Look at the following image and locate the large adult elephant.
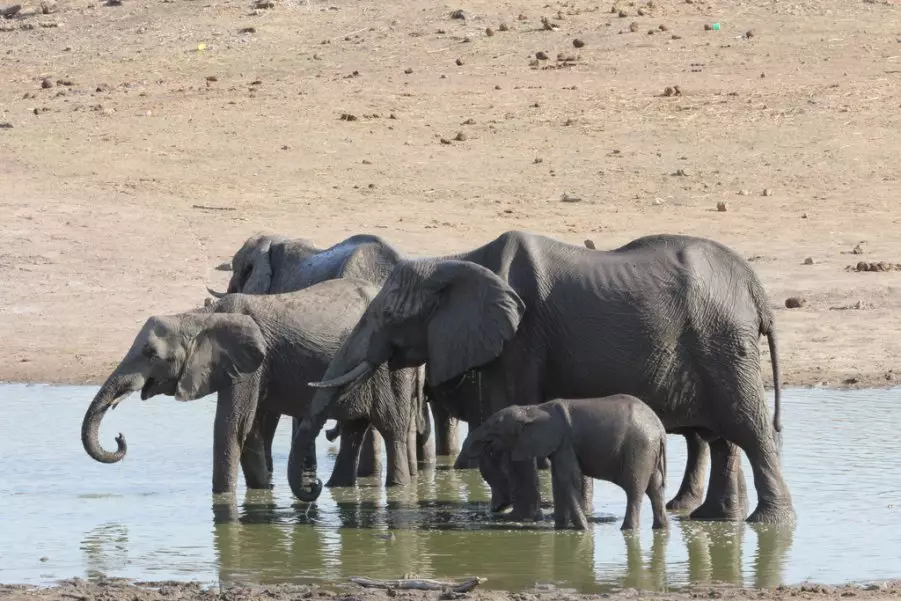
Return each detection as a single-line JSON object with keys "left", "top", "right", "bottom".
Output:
{"left": 81, "top": 279, "right": 424, "bottom": 495}
{"left": 206, "top": 233, "right": 462, "bottom": 464}
{"left": 290, "top": 231, "right": 795, "bottom": 525}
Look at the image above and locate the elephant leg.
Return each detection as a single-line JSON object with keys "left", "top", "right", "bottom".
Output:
{"left": 647, "top": 461, "right": 669, "bottom": 530}
{"left": 325, "top": 419, "right": 368, "bottom": 488}
{"left": 508, "top": 457, "right": 543, "bottom": 522}
{"left": 259, "top": 411, "right": 280, "bottom": 477}
{"left": 690, "top": 438, "right": 748, "bottom": 521}
{"left": 213, "top": 384, "right": 260, "bottom": 495}
{"left": 621, "top": 482, "right": 643, "bottom": 531}
{"left": 537, "top": 456, "right": 551, "bottom": 470}
{"left": 240, "top": 418, "right": 273, "bottom": 490}
{"left": 551, "top": 451, "right": 588, "bottom": 530}
{"left": 580, "top": 476, "right": 594, "bottom": 515}
{"left": 407, "top": 417, "right": 420, "bottom": 477}
{"left": 356, "top": 426, "right": 383, "bottom": 478}
{"left": 727, "top": 404, "right": 795, "bottom": 524}
{"left": 667, "top": 431, "right": 710, "bottom": 512}
{"left": 430, "top": 402, "right": 460, "bottom": 457}
{"left": 383, "top": 432, "right": 412, "bottom": 488}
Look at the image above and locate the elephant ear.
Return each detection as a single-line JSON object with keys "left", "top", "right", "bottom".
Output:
{"left": 510, "top": 410, "right": 561, "bottom": 462}
{"left": 175, "top": 314, "right": 266, "bottom": 401}
{"left": 240, "top": 238, "right": 274, "bottom": 294}
{"left": 424, "top": 260, "right": 525, "bottom": 385}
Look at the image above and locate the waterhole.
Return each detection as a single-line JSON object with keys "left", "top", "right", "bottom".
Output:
{"left": 0, "top": 384, "right": 898, "bottom": 591}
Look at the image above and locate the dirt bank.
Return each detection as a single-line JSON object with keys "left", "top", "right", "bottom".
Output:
{"left": 1, "top": 0, "right": 900, "bottom": 389}
{"left": 2, "top": 579, "right": 901, "bottom": 601}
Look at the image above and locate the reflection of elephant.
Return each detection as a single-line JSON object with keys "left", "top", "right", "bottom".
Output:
{"left": 294, "top": 231, "right": 794, "bottom": 526}
{"left": 461, "top": 397, "right": 668, "bottom": 531}
{"left": 207, "top": 233, "right": 460, "bottom": 469}
{"left": 81, "top": 279, "right": 422, "bottom": 495}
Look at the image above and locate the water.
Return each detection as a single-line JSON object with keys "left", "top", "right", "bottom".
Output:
{"left": 1, "top": 384, "right": 899, "bottom": 592}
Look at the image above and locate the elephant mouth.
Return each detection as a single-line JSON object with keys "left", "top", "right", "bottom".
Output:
{"left": 141, "top": 377, "right": 175, "bottom": 400}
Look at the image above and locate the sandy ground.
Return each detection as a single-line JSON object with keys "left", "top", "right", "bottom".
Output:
{"left": 2, "top": 580, "right": 901, "bottom": 601}
{"left": 2, "top": 0, "right": 901, "bottom": 390}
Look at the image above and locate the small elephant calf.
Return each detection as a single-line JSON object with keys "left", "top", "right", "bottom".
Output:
{"left": 461, "top": 395, "right": 669, "bottom": 531}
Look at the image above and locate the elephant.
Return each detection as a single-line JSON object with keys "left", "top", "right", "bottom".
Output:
{"left": 291, "top": 230, "right": 795, "bottom": 526}
{"left": 206, "top": 233, "right": 461, "bottom": 469}
{"left": 81, "top": 278, "right": 424, "bottom": 496}
{"left": 460, "top": 395, "right": 669, "bottom": 531}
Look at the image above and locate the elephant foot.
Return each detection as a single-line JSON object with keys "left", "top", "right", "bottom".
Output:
{"left": 325, "top": 474, "right": 355, "bottom": 488}
{"left": 746, "top": 500, "right": 796, "bottom": 525}
{"left": 453, "top": 453, "right": 480, "bottom": 470}
{"left": 689, "top": 495, "right": 747, "bottom": 521}
{"left": 666, "top": 493, "right": 703, "bottom": 513}
{"left": 508, "top": 506, "right": 544, "bottom": 522}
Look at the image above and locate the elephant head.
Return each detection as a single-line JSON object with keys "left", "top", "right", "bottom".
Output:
{"left": 460, "top": 404, "right": 561, "bottom": 463}
{"left": 286, "top": 258, "right": 526, "bottom": 501}
{"left": 81, "top": 312, "right": 265, "bottom": 464}
{"left": 207, "top": 234, "right": 290, "bottom": 297}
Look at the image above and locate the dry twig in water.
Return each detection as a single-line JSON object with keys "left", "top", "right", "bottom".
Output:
{"left": 349, "top": 576, "right": 485, "bottom": 592}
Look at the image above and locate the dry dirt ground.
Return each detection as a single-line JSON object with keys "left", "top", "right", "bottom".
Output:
{"left": 2, "top": 580, "right": 901, "bottom": 601}
{"left": 2, "top": 0, "right": 901, "bottom": 391}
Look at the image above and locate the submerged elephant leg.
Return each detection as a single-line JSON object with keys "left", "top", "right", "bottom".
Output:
{"left": 326, "top": 419, "right": 368, "bottom": 488}
{"left": 667, "top": 431, "right": 710, "bottom": 512}
{"left": 690, "top": 438, "right": 748, "bottom": 521}
{"left": 383, "top": 433, "right": 413, "bottom": 487}
{"left": 580, "top": 476, "right": 594, "bottom": 515}
{"left": 356, "top": 427, "right": 383, "bottom": 478}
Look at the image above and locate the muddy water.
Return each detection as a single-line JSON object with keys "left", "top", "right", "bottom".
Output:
{"left": 0, "top": 385, "right": 899, "bottom": 592}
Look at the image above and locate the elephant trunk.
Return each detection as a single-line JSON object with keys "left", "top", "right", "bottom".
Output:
{"left": 287, "top": 417, "right": 326, "bottom": 503}
{"left": 81, "top": 372, "right": 143, "bottom": 463}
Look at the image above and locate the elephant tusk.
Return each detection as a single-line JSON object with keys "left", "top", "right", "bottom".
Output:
{"left": 206, "top": 286, "right": 228, "bottom": 299}
{"left": 308, "top": 362, "right": 374, "bottom": 389}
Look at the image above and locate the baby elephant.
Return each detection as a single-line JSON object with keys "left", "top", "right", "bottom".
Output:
{"left": 461, "top": 395, "right": 668, "bottom": 531}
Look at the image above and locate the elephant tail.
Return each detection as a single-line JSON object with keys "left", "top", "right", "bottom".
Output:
{"left": 761, "top": 317, "right": 783, "bottom": 453}
{"left": 657, "top": 436, "right": 667, "bottom": 489}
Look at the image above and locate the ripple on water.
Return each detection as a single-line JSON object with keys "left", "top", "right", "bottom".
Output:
{"left": 0, "top": 384, "right": 900, "bottom": 590}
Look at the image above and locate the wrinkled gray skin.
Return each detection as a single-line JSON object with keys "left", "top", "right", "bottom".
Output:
{"left": 461, "top": 396, "right": 669, "bottom": 531}
{"left": 209, "top": 234, "right": 459, "bottom": 464}
{"left": 296, "top": 231, "right": 794, "bottom": 525}
{"left": 207, "top": 233, "right": 461, "bottom": 471}
{"left": 81, "top": 279, "right": 422, "bottom": 495}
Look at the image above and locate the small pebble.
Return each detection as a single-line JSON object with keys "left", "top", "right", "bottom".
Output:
{"left": 41, "top": 78, "right": 53, "bottom": 89}
{"left": 762, "top": 188, "right": 772, "bottom": 196}
{"left": 454, "top": 131, "right": 466, "bottom": 141}
{"left": 535, "top": 51, "right": 549, "bottom": 60}
{"left": 803, "top": 257, "right": 815, "bottom": 265}
{"left": 573, "top": 38, "right": 585, "bottom": 48}
{"left": 716, "top": 201, "right": 727, "bottom": 212}
{"left": 485, "top": 27, "right": 494, "bottom": 36}
{"left": 629, "top": 21, "right": 639, "bottom": 32}
{"left": 498, "top": 23, "right": 509, "bottom": 31}
{"left": 404, "top": 67, "right": 413, "bottom": 74}
{"left": 455, "top": 57, "right": 464, "bottom": 66}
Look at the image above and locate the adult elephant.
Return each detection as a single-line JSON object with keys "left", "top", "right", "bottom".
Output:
{"left": 206, "top": 233, "right": 462, "bottom": 464}
{"left": 290, "top": 231, "right": 795, "bottom": 525}
{"left": 81, "top": 279, "right": 423, "bottom": 495}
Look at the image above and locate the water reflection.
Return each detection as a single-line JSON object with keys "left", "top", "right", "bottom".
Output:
{"left": 1, "top": 384, "right": 900, "bottom": 590}
{"left": 207, "top": 485, "right": 794, "bottom": 592}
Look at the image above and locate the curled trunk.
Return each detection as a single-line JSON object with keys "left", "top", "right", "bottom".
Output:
{"left": 81, "top": 374, "right": 140, "bottom": 464}
{"left": 288, "top": 418, "right": 326, "bottom": 502}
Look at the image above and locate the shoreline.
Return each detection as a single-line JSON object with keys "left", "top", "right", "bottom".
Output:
{"left": 3, "top": 578, "right": 901, "bottom": 601}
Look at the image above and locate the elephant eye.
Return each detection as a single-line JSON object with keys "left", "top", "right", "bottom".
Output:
{"left": 142, "top": 345, "right": 156, "bottom": 359}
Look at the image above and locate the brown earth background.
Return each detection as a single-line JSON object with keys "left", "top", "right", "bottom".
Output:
{"left": 1, "top": 1, "right": 901, "bottom": 387}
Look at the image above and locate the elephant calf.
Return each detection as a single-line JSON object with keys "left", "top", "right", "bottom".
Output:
{"left": 461, "top": 395, "right": 669, "bottom": 531}
{"left": 81, "top": 278, "right": 422, "bottom": 496}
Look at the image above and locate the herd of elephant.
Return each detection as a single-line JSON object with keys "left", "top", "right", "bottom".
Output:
{"left": 80, "top": 230, "right": 796, "bottom": 529}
